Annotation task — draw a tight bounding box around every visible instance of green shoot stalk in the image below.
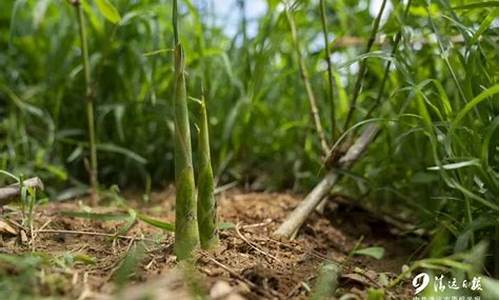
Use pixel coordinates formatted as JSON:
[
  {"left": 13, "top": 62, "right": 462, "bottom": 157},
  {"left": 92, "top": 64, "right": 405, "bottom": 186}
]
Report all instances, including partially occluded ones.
[
  {"left": 310, "top": 263, "right": 341, "bottom": 300},
  {"left": 285, "top": 4, "right": 330, "bottom": 156},
  {"left": 74, "top": 0, "right": 99, "bottom": 204},
  {"left": 172, "top": 0, "right": 199, "bottom": 260},
  {"left": 196, "top": 92, "right": 218, "bottom": 249},
  {"left": 342, "top": 0, "right": 388, "bottom": 132},
  {"left": 319, "top": 0, "right": 338, "bottom": 140}
]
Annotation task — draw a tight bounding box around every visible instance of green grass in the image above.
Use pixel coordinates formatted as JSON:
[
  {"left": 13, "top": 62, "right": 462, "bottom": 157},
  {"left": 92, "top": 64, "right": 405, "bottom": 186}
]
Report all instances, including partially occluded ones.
[{"left": 0, "top": 0, "right": 498, "bottom": 280}]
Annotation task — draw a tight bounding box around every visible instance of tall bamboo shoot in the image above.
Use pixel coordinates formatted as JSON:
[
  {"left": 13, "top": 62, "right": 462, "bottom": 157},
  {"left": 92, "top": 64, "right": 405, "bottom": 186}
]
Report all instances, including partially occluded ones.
[{"left": 172, "top": 0, "right": 199, "bottom": 260}]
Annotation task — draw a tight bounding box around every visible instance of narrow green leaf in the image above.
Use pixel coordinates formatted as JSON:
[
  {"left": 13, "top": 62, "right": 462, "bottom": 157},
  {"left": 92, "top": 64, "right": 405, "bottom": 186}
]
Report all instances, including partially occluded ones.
[
  {"left": 218, "top": 222, "right": 235, "bottom": 230},
  {"left": 452, "top": 85, "right": 499, "bottom": 130},
  {"left": 73, "top": 254, "right": 96, "bottom": 265},
  {"left": 9, "top": 0, "right": 27, "bottom": 45},
  {"left": 97, "top": 143, "right": 147, "bottom": 164},
  {"left": 94, "top": 0, "right": 121, "bottom": 24},
  {"left": 470, "top": 9, "right": 497, "bottom": 45},
  {"left": 337, "top": 51, "right": 395, "bottom": 70},
  {"left": 43, "top": 164, "right": 68, "bottom": 181},
  {"left": 427, "top": 159, "right": 480, "bottom": 171},
  {"left": 0, "top": 170, "right": 19, "bottom": 182},
  {"left": 352, "top": 247, "right": 385, "bottom": 260},
  {"left": 452, "top": 1, "right": 498, "bottom": 10},
  {"left": 143, "top": 48, "right": 174, "bottom": 57},
  {"left": 137, "top": 213, "right": 174, "bottom": 232}
]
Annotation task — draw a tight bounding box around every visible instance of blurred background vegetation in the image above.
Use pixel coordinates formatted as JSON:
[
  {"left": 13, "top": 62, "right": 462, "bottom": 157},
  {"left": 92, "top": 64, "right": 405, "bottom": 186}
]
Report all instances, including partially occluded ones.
[{"left": 0, "top": 0, "right": 498, "bottom": 274}]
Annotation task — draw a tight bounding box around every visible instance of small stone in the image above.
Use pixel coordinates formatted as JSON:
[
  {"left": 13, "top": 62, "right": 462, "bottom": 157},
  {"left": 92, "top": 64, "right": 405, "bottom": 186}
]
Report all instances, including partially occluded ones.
[
  {"left": 20, "top": 229, "right": 28, "bottom": 244},
  {"left": 210, "top": 280, "right": 233, "bottom": 299}
]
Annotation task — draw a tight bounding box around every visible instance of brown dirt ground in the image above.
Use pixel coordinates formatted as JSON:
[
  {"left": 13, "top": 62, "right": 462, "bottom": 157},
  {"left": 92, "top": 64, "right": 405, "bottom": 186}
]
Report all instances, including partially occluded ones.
[{"left": 0, "top": 188, "right": 421, "bottom": 299}]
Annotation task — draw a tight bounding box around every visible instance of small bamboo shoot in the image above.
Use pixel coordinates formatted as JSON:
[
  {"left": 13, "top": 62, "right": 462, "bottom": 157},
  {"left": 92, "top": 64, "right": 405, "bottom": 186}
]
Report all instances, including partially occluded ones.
[{"left": 196, "top": 94, "right": 218, "bottom": 249}]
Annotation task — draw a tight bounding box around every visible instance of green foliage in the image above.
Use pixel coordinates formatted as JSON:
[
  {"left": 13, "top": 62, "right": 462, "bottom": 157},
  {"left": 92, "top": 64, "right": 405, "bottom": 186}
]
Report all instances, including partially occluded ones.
[
  {"left": 390, "top": 241, "right": 489, "bottom": 288},
  {"left": 0, "top": 0, "right": 497, "bottom": 272},
  {"left": 481, "top": 277, "right": 500, "bottom": 300},
  {"left": 0, "top": 253, "right": 45, "bottom": 299},
  {"left": 367, "top": 288, "right": 385, "bottom": 300},
  {"left": 114, "top": 242, "right": 145, "bottom": 289},
  {"left": 0, "top": 252, "right": 96, "bottom": 299},
  {"left": 94, "top": 0, "right": 121, "bottom": 24}
]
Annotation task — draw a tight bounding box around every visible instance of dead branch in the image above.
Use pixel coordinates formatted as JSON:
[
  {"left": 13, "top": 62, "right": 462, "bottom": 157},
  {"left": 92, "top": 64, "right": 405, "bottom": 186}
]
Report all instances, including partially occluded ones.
[
  {"left": 0, "top": 177, "right": 44, "bottom": 205},
  {"left": 273, "top": 124, "right": 380, "bottom": 239}
]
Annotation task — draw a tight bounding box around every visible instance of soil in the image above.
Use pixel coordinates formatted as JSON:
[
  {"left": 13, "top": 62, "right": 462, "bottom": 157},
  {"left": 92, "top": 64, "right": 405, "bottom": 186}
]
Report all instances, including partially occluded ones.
[{"left": 0, "top": 187, "right": 421, "bottom": 299}]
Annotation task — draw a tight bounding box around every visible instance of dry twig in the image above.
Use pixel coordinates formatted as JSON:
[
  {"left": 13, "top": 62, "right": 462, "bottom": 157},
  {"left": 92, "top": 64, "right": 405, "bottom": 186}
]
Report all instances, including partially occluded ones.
[
  {"left": 200, "top": 253, "right": 278, "bottom": 299},
  {"left": 35, "top": 229, "right": 159, "bottom": 242},
  {"left": 234, "top": 222, "right": 283, "bottom": 264}
]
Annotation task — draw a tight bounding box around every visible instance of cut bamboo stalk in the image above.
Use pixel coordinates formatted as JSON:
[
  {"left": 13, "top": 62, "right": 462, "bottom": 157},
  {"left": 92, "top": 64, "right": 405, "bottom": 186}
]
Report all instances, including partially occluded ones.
[
  {"left": 273, "top": 124, "right": 379, "bottom": 239},
  {"left": 314, "top": 195, "right": 329, "bottom": 214},
  {"left": 0, "top": 177, "right": 44, "bottom": 205}
]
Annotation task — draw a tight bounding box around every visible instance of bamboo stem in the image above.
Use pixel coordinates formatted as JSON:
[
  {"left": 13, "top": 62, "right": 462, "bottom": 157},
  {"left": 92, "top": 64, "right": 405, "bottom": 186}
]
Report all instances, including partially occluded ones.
[
  {"left": 365, "top": 0, "right": 413, "bottom": 119},
  {"left": 74, "top": 0, "right": 99, "bottom": 205},
  {"left": 172, "top": 0, "right": 199, "bottom": 260},
  {"left": 342, "top": 0, "right": 388, "bottom": 132},
  {"left": 285, "top": 4, "right": 330, "bottom": 156},
  {"left": 319, "top": 0, "right": 337, "bottom": 140}
]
